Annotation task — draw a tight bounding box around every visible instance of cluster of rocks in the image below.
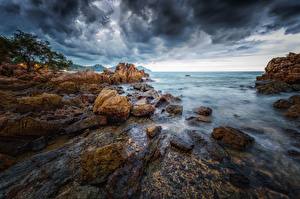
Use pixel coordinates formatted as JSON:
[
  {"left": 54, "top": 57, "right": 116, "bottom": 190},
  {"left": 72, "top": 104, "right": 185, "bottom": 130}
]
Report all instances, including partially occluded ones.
[
  {"left": 273, "top": 95, "right": 300, "bottom": 118},
  {"left": 256, "top": 52, "right": 300, "bottom": 94}
]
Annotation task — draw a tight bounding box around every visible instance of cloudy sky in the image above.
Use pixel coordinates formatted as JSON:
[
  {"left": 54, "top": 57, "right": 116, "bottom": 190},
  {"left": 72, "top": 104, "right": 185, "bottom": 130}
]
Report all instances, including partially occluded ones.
[{"left": 1, "top": 0, "right": 300, "bottom": 71}]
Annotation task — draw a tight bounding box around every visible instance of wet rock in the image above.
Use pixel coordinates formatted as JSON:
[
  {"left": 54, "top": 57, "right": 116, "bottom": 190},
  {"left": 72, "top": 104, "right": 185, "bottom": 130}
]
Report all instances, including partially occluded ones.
[
  {"left": 133, "top": 83, "right": 153, "bottom": 92},
  {"left": 64, "top": 116, "right": 101, "bottom": 135},
  {"left": 186, "top": 115, "right": 212, "bottom": 125},
  {"left": 62, "top": 95, "right": 83, "bottom": 108},
  {"left": 81, "top": 142, "right": 126, "bottom": 184},
  {"left": 193, "top": 106, "right": 212, "bottom": 116},
  {"left": 93, "top": 89, "right": 131, "bottom": 123},
  {"left": 30, "top": 136, "right": 47, "bottom": 152},
  {"left": 154, "top": 93, "right": 181, "bottom": 108},
  {"left": 56, "top": 185, "right": 101, "bottom": 199},
  {"left": 287, "top": 149, "right": 300, "bottom": 159},
  {"left": 284, "top": 104, "right": 300, "bottom": 118},
  {"left": 212, "top": 126, "right": 254, "bottom": 150},
  {"left": 256, "top": 80, "right": 292, "bottom": 94},
  {"left": 166, "top": 104, "right": 183, "bottom": 115},
  {"left": 273, "top": 99, "right": 292, "bottom": 109},
  {"left": 131, "top": 104, "right": 155, "bottom": 117},
  {"left": 0, "top": 153, "right": 15, "bottom": 172},
  {"left": 81, "top": 94, "right": 96, "bottom": 104},
  {"left": 146, "top": 125, "right": 162, "bottom": 138},
  {"left": 170, "top": 134, "right": 194, "bottom": 152},
  {"left": 16, "top": 93, "right": 62, "bottom": 113},
  {"left": 229, "top": 173, "right": 250, "bottom": 189},
  {"left": 289, "top": 95, "right": 300, "bottom": 104}
]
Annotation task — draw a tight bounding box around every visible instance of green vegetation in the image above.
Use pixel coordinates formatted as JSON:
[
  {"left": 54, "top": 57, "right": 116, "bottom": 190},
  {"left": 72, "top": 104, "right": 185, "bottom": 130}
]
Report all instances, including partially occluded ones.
[{"left": 0, "top": 30, "right": 72, "bottom": 71}]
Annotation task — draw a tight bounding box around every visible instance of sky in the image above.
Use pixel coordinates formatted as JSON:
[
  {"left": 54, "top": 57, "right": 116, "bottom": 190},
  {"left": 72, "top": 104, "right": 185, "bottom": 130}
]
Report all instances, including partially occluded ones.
[{"left": 1, "top": 0, "right": 300, "bottom": 71}]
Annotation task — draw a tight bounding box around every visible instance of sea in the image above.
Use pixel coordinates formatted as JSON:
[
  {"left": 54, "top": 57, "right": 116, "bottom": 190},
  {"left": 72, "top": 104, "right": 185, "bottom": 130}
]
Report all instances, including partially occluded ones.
[{"left": 145, "top": 71, "right": 300, "bottom": 186}]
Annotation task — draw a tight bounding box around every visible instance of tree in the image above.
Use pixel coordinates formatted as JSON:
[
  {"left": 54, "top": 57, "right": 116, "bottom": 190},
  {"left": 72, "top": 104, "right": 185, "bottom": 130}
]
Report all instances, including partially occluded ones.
[{"left": 0, "top": 30, "right": 72, "bottom": 72}]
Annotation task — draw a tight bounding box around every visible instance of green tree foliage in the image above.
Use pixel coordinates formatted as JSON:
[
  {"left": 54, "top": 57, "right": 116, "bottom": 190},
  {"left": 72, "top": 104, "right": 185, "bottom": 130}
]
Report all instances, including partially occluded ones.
[{"left": 0, "top": 30, "right": 72, "bottom": 71}]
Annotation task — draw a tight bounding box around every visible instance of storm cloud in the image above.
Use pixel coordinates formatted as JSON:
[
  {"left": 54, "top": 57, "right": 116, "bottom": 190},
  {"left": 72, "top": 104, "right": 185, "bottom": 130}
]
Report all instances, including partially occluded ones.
[{"left": 0, "top": 0, "right": 300, "bottom": 66}]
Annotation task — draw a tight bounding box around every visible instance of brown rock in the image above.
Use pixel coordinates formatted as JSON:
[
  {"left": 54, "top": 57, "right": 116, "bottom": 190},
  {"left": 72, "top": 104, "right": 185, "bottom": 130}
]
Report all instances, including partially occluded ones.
[
  {"left": 0, "top": 153, "right": 15, "bottom": 172},
  {"left": 166, "top": 104, "right": 183, "bottom": 115},
  {"left": 256, "top": 52, "right": 300, "bottom": 87},
  {"left": 284, "top": 104, "right": 300, "bottom": 118},
  {"left": 81, "top": 142, "right": 126, "bottom": 184},
  {"left": 0, "top": 116, "right": 60, "bottom": 137},
  {"left": 273, "top": 99, "right": 292, "bottom": 109},
  {"left": 193, "top": 106, "right": 212, "bottom": 116},
  {"left": 256, "top": 81, "right": 292, "bottom": 94},
  {"left": 16, "top": 93, "right": 62, "bottom": 113},
  {"left": 131, "top": 104, "right": 155, "bottom": 117},
  {"left": 0, "top": 90, "right": 17, "bottom": 110},
  {"left": 110, "top": 63, "right": 146, "bottom": 84},
  {"left": 289, "top": 95, "right": 300, "bottom": 104},
  {"left": 146, "top": 125, "right": 162, "bottom": 138},
  {"left": 57, "top": 81, "right": 78, "bottom": 94},
  {"left": 212, "top": 126, "right": 254, "bottom": 150},
  {"left": 93, "top": 89, "right": 131, "bottom": 123}
]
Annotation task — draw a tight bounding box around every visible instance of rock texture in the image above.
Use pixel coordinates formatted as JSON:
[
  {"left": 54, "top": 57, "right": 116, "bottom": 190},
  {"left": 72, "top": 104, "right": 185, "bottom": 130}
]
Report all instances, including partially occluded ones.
[
  {"left": 273, "top": 95, "right": 300, "bottom": 118},
  {"left": 257, "top": 52, "right": 300, "bottom": 84},
  {"left": 93, "top": 89, "right": 131, "bottom": 123},
  {"left": 212, "top": 127, "right": 254, "bottom": 150},
  {"left": 256, "top": 52, "right": 300, "bottom": 94},
  {"left": 111, "top": 63, "right": 148, "bottom": 84}
]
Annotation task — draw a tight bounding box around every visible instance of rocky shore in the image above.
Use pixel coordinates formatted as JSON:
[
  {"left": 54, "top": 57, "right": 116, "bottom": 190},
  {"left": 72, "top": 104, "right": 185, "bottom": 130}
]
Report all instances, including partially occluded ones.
[{"left": 0, "top": 62, "right": 299, "bottom": 198}]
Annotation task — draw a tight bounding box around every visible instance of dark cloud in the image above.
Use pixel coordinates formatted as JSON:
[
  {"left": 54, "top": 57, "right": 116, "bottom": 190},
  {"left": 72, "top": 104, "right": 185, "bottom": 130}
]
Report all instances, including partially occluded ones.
[{"left": 0, "top": 0, "right": 300, "bottom": 65}]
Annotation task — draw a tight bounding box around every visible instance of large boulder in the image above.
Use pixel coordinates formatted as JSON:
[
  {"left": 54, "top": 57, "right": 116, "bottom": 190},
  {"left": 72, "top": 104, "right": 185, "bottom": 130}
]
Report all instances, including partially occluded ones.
[
  {"left": 81, "top": 142, "right": 126, "bottom": 184},
  {"left": 256, "top": 53, "right": 300, "bottom": 93},
  {"left": 16, "top": 93, "right": 62, "bottom": 113},
  {"left": 93, "top": 89, "right": 131, "bottom": 123},
  {"left": 212, "top": 127, "right": 254, "bottom": 150}
]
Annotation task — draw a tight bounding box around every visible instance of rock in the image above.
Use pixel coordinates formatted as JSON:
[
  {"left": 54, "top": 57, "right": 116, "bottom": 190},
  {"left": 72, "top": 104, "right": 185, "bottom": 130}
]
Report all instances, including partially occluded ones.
[
  {"left": 256, "top": 52, "right": 300, "bottom": 85},
  {"left": 0, "top": 116, "right": 60, "bottom": 137},
  {"left": 131, "top": 104, "right": 155, "bottom": 117},
  {"left": 30, "top": 136, "right": 47, "bottom": 152},
  {"left": 289, "top": 95, "right": 300, "bottom": 104},
  {"left": 229, "top": 173, "right": 250, "bottom": 188},
  {"left": 193, "top": 106, "right": 212, "bottom": 116},
  {"left": 273, "top": 99, "right": 292, "bottom": 109},
  {"left": 133, "top": 83, "right": 153, "bottom": 92},
  {"left": 56, "top": 185, "right": 101, "bottom": 199},
  {"left": 186, "top": 115, "right": 212, "bottom": 124},
  {"left": 166, "top": 104, "right": 183, "bottom": 115},
  {"left": 0, "top": 90, "right": 17, "bottom": 110},
  {"left": 16, "top": 93, "right": 62, "bottom": 113},
  {"left": 0, "top": 153, "right": 15, "bottom": 172},
  {"left": 284, "top": 104, "right": 300, "bottom": 118},
  {"left": 93, "top": 89, "right": 131, "bottom": 123},
  {"left": 170, "top": 134, "right": 194, "bottom": 152},
  {"left": 154, "top": 93, "right": 181, "bottom": 108},
  {"left": 50, "top": 71, "right": 103, "bottom": 85},
  {"left": 287, "top": 149, "right": 300, "bottom": 159},
  {"left": 81, "top": 94, "right": 97, "bottom": 104},
  {"left": 57, "top": 81, "right": 78, "bottom": 94},
  {"left": 64, "top": 116, "right": 101, "bottom": 134},
  {"left": 81, "top": 142, "right": 126, "bottom": 184},
  {"left": 111, "top": 63, "right": 147, "bottom": 84},
  {"left": 256, "top": 80, "right": 292, "bottom": 94},
  {"left": 146, "top": 125, "right": 162, "bottom": 138},
  {"left": 211, "top": 126, "right": 254, "bottom": 150}
]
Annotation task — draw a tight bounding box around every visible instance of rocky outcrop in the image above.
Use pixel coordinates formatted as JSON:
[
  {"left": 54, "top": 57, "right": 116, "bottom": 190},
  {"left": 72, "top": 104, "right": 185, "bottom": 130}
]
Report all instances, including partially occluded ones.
[
  {"left": 16, "top": 93, "right": 62, "bottom": 113},
  {"left": 212, "top": 127, "right": 254, "bottom": 150},
  {"left": 256, "top": 52, "right": 300, "bottom": 94},
  {"left": 93, "top": 89, "right": 131, "bottom": 123},
  {"left": 111, "top": 63, "right": 148, "bottom": 84},
  {"left": 273, "top": 95, "right": 300, "bottom": 118},
  {"left": 257, "top": 52, "right": 300, "bottom": 84}
]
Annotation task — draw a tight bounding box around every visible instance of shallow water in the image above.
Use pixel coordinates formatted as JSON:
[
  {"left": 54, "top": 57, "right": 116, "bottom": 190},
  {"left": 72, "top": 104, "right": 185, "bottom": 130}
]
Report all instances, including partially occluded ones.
[{"left": 148, "top": 71, "right": 300, "bottom": 186}]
